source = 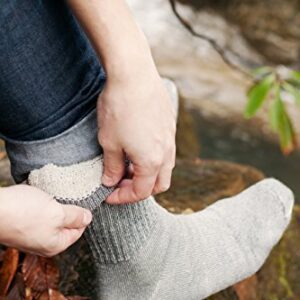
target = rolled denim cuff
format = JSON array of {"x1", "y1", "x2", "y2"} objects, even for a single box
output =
[{"x1": 5, "y1": 109, "x2": 101, "y2": 183}]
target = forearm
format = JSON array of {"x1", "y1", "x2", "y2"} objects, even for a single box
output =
[
  {"x1": 66, "y1": 0, "x2": 156, "y2": 78},
  {"x1": 67, "y1": 0, "x2": 176, "y2": 204}
]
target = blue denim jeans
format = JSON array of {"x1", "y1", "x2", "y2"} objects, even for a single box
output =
[
  {"x1": 0, "y1": 0, "x2": 106, "y2": 141},
  {"x1": 0, "y1": 0, "x2": 107, "y2": 183}
]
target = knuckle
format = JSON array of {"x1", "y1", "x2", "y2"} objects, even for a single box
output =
[
  {"x1": 144, "y1": 156, "x2": 162, "y2": 170},
  {"x1": 42, "y1": 246, "x2": 58, "y2": 257},
  {"x1": 170, "y1": 159, "x2": 176, "y2": 170},
  {"x1": 106, "y1": 164, "x2": 123, "y2": 174},
  {"x1": 43, "y1": 251, "x2": 56, "y2": 258},
  {"x1": 161, "y1": 182, "x2": 171, "y2": 192},
  {"x1": 133, "y1": 188, "x2": 150, "y2": 200},
  {"x1": 157, "y1": 182, "x2": 170, "y2": 193},
  {"x1": 99, "y1": 135, "x2": 113, "y2": 149}
]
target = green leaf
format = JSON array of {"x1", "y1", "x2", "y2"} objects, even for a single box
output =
[
  {"x1": 276, "y1": 104, "x2": 296, "y2": 155},
  {"x1": 269, "y1": 85, "x2": 284, "y2": 131},
  {"x1": 244, "y1": 74, "x2": 275, "y2": 118},
  {"x1": 283, "y1": 82, "x2": 300, "y2": 107},
  {"x1": 252, "y1": 66, "x2": 273, "y2": 77},
  {"x1": 291, "y1": 70, "x2": 300, "y2": 82}
]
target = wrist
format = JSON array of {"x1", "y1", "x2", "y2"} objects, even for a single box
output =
[{"x1": 104, "y1": 41, "x2": 156, "y2": 82}]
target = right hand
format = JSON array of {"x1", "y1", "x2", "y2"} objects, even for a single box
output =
[{"x1": 0, "y1": 185, "x2": 92, "y2": 257}]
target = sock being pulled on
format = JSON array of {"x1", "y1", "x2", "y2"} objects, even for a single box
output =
[{"x1": 28, "y1": 156, "x2": 294, "y2": 300}]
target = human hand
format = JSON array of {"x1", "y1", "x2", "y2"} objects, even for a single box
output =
[
  {"x1": 98, "y1": 66, "x2": 177, "y2": 204},
  {"x1": 0, "y1": 185, "x2": 92, "y2": 257}
]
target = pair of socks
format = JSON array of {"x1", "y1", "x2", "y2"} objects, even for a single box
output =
[{"x1": 28, "y1": 156, "x2": 294, "y2": 300}]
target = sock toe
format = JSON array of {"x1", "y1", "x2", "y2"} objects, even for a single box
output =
[{"x1": 259, "y1": 178, "x2": 294, "y2": 222}]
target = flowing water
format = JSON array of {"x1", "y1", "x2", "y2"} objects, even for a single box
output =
[{"x1": 192, "y1": 110, "x2": 300, "y2": 199}]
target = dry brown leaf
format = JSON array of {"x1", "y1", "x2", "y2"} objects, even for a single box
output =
[
  {"x1": 234, "y1": 275, "x2": 258, "y2": 300},
  {"x1": 0, "y1": 248, "x2": 19, "y2": 297},
  {"x1": 25, "y1": 287, "x2": 34, "y2": 300},
  {"x1": 67, "y1": 297, "x2": 90, "y2": 300},
  {"x1": 38, "y1": 289, "x2": 67, "y2": 300},
  {"x1": 37, "y1": 289, "x2": 89, "y2": 300},
  {"x1": 22, "y1": 254, "x2": 59, "y2": 297},
  {"x1": 6, "y1": 273, "x2": 25, "y2": 300},
  {"x1": 0, "y1": 248, "x2": 5, "y2": 262}
]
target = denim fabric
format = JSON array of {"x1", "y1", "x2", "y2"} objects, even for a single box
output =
[
  {"x1": 0, "y1": 0, "x2": 106, "y2": 141},
  {"x1": 6, "y1": 108, "x2": 102, "y2": 183}
]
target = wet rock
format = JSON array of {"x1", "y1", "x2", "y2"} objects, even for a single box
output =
[
  {"x1": 256, "y1": 206, "x2": 300, "y2": 299},
  {"x1": 156, "y1": 158, "x2": 264, "y2": 213},
  {"x1": 175, "y1": 96, "x2": 200, "y2": 159},
  {"x1": 183, "y1": 0, "x2": 300, "y2": 65},
  {"x1": 0, "y1": 140, "x2": 13, "y2": 186}
]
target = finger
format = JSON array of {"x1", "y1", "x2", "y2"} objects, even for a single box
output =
[
  {"x1": 152, "y1": 165, "x2": 173, "y2": 195},
  {"x1": 41, "y1": 227, "x2": 86, "y2": 257},
  {"x1": 106, "y1": 169, "x2": 158, "y2": 204},
  {"x1": 59, "y1": 227, "x2": 85, "y2": 253},
  {"x1": 153, "y1": 147, "x2": 176, "y2": 194},
  {"x1": 101, "y1": 149, "x2": 125, "y2": 186},
  {"x1": 61, "y1": 204, "x2": 92, "y2": 229},
  {"x1": 118, "y1": 178, "x2": 132, "y2": 188}
]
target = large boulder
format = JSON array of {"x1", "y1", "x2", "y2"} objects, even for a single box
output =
[{"x1": 180, "y1": 0, "x2": 300, "y2": 65}]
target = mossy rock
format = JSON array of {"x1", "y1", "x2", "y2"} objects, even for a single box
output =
[
  {"x1": 255, "y1": 205, "x2": 300, "y2": 300},
  {"x1": 156, "y1": 158, "x2": 264, "y2": 213}
]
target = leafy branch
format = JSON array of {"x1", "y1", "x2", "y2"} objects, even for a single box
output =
[
  {"x1": 245, "y1": 67, "x2": 300, "y2": 154},
  {"x1": 168, "y1": 0, "x2": 300, "y2": 154}
]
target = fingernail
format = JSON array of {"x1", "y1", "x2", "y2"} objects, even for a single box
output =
[
  {"x1": 83, "y1": 210, "x2": 92, "y2": 225},
  {"x1": 102, "y1": 174, "x2": 115, "y2": 186}
]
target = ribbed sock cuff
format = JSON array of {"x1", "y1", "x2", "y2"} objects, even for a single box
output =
[{"x1": 28, "y1": 156, "x2": 162, "y2": 264}]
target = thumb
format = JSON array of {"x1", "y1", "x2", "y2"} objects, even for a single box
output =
[
  {"x1": 61, "y1": 204, "x2": 92, "y2": 229},
  {"x1": 102, "y1": 149, "x2": 125, "y2": 186}
]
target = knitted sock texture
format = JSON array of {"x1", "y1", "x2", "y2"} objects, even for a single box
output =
[
  {"x1": 28, "y1": 157, "x2": 294, "y2": 300},
  {"x1": 28, "y1": 156, "x2": 161, "y2": 264}
]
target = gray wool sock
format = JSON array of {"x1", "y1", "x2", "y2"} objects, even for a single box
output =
[{"x1": 28, "y1": 157, "x2": 294, "y2": 300}]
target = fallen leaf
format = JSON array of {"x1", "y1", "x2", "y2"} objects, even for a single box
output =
[
  {"x1": 0, "y1": 248, "x2": 19, "y2": 297},
  {"x1": 22, "y1": 254, "x2": 59, "y2": 298},
  {"x1": 25, "y1": 287, "x2": 33, "y2": 300},
  {"x1": 6, "y1": 273, "x2": 25, "y2": 300},
  {"x1": 67, "y1": 297, "x2": 90, "y2": 300},
  {"x1": 234, "y1": 275, "x2": 258, "y2": 300},
  {"x1": 0, "y1": 247, "x2": 5, "y2": 262},
  {"x1": 38, "y1": 289, "x2": 67, "y2": 300}
]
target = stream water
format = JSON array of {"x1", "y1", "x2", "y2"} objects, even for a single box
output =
[{"x1": 192, "y1": 110, "x2": 300, "y2": 200}]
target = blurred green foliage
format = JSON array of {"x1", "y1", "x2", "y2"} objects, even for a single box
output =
[{"x1": 245, "y1": 67, "x2": 300, "y2": 154}]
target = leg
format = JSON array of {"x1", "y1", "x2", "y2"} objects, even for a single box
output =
[
  {"x1": 0, "y1": 0, "x2": 105, "y2": 142},
  {"x1": 1, "y1": 2, "x2": 294, "y2": 300},
  {"x1": 0, "y1": 0, "x2": 106, "y2": 182}
]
